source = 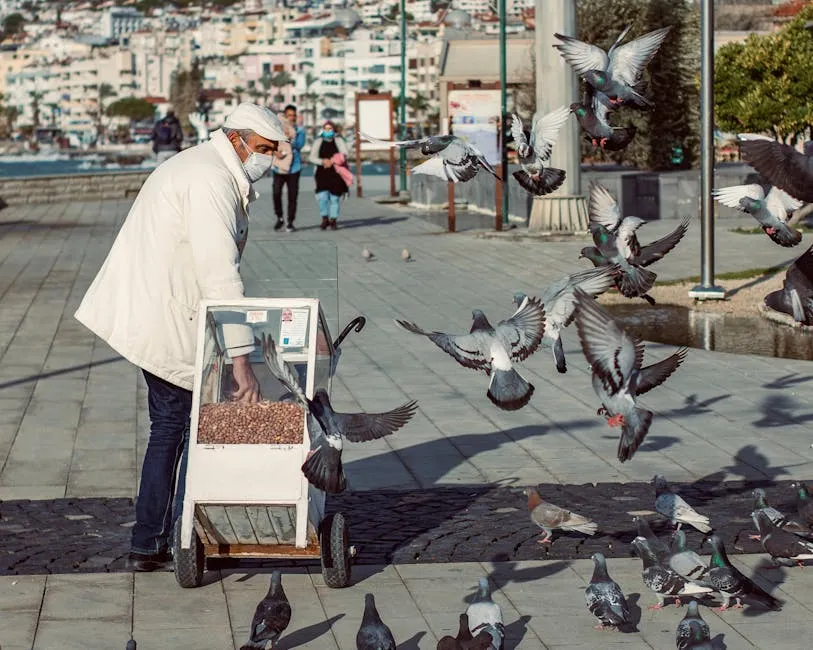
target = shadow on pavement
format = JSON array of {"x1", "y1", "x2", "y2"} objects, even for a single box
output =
[
  {"x1": 277, "y1": 613, "x2": 345, "y2": 649},
  {"x1": 0, "y1": 355, "x2": 123, "y2": 390}
]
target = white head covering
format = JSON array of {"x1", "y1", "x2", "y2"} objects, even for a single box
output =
[{"x1": 223, "y1": 103, "x2": 289, "y2": 142}]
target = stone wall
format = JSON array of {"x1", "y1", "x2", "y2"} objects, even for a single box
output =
[{"x1": 0, "y1": 171, "x2": 152, "y2": 207}]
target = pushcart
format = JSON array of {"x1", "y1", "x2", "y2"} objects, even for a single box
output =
[{"x1": 174, "y1": 296, "x2": 365, "y2": 589}]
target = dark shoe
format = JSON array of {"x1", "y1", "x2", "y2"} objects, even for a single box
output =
[
  {"x1": 329, "y1": 219, "x2": 338, "y2": 230},
  {"x1": 285, "y1": 222, "x2": 296, "y2": 232},
  {"x1": 274, "y1": 218, "x2": 284, "y2": 231},
  {"x1": 127, "y1": 550, "x2": 171, "y2": 572},
  {"x1": 320, "y1": 217, "x2": 329, "y2": 230}
]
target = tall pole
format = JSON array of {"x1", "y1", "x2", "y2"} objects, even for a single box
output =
[
  {"x1": 689, "y1": 0, "x2": 725, "y2": 300},
  {"x1": 399, "y1": 0, "x2": 407, "y2": 194},
  {"x1": 499, "y1": 0, "x2": 508, "y2": 227}
]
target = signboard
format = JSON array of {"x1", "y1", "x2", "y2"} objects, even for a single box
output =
[
  {"x1": 354, "y1": 92, "x2": 396, "y2": 198},
  {"x1": 447, "y1": 89, "x2": 500, "y2": 164}
]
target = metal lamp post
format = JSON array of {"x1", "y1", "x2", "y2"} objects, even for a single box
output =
[
  {"x1": 498, "y1": 0, "x2": 508, "y2": 228},
  {"x1": 399, "y1": 0, "x2": 408, "y2": 195}
]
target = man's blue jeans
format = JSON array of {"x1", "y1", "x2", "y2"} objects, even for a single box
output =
[
  {"x1": 131, "y1": 370, "x2": 192, "y2": 555},
  {"x1": 317, "y1": 190, "x2": 340, "y2": 219}
]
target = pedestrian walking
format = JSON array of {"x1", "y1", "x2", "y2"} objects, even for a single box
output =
[
  {"x1": 272, "y1": 104, "x2": 306, "y2": 232},
  {"x1": 150, "y1": 109, "x2": 184, "y2": 164},
  {"x1": 74, "y1": 103, "x2": 288, "y2": 572},
  {"x1": 309, "y1": 120, "x2": 352, "y2": 230}
]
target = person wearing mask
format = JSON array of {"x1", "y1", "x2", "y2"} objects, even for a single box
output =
[
  {"x1": 74, "y1": 103, "x2": 288, "y2": 572},
  {"x1": 309, "y1": 121, "x2": 350, "y2": 230},
  {"x1": 271, "y1": 104, "x2": 306, "y2": 232},
  {"x1": 150, "y1": 110, "x2": 184, "y2": 164}
]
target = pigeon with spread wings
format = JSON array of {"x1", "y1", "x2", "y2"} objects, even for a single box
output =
[
  {"x1": 511, "y1": 107, "x2": 570, "y2": 195},
  {"x1": 713, "y1": 182, "x2": 803, "y2": 247},
  {"x1": 739, "y1": 133, "x2": 813, "y2": 203}
]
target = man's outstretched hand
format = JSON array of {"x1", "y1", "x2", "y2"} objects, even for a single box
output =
[{"x1": 230, "y1": 354, "x2": 261, "y2": 404}]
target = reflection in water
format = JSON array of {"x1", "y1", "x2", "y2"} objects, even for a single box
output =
[{"x1": 604, "y1": 304, "x2": 813, "y2": 362}]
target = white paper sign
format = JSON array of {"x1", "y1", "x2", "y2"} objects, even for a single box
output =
[
  {"x1": 245, "y1": 310, "x2": 268, "y2": 324},
  {"x1": 279, "y1": 308, "x2": 309, "y2": 348}
]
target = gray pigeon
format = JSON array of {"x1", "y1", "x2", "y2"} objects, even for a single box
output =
[
  {"x1": 585, "y1": 553, "x2": 634, "y2": 631},
  {"x1": 703, "y1": 534, "x2": 782, "y2": 611},
  {"x1": 632, "y1": 515, "x2": 671, "y2": 564},
  {"x1": 360, "y1": 132, "x2": 501, "y2": 182},
  {"x1": 630, "y1": 537, "x2": 713, "y2": 610},
  {"x1": 465, "y1": 578, "x2": 504, "y2": 650},
  {"x1": 668, "y1": 529, "x2": 711, "y2": 585},
  {"x1": 751, "y1": 509, "x2": 813, "y2": 567},
  {"x1": 262, "y1": 333, "x2": 418, "y2": 494},
  {"x1": 241, "y1": 570, "x2": 292, "y2": 650},
  {"x1": 676, "y1": 600, "x2": 712, "y2": 650},
  {"x1": 573, "y1": 290, "x2": 688, "y2": 462},
  {"x1": 126, "y1": 641, "x2": 136, "y2": 650},
  {"x1": 525, "y1": 487, "x2": 598, "y2": 543},
  {"x1": 739, "y1": 132, "x2": 813, "y2": 202},
  {"x1": 792, "y1": 481, "x2": 813, "y2": 526},
  {"x1": 436, "y1": 613, "x2": 493, "y2": 650},
  {"x1": 512, "y1": 265, "x2": 618, "y2": 373},
  {"x1": 653, "y1": 476, "x2": 711, "y2": 533},
  {"x1": 712, "y1": 182, "x2": 803, "y2": 247},
  {"x1": 570, "y1": 91, "x2": 637, "y2": 151},
  {"x1": 750, "y1": 488, "x2": 813, "y2": 539},
  {"x1": 357, "y1": 593, "x2": 396, "y2": 650},
  {"x1": 395, "y1": 297, "x2": 546, "y2": 411},
  {"x1": 764, "y1": 245, "x2": 813, "y2": 325},
  {"x1": 510, "y1": 107, "x2": 569, "y2": 195}
]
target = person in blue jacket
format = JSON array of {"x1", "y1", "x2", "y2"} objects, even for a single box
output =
[{"x1": 271, "y1": 104, "x2": 307, "y2": 232}]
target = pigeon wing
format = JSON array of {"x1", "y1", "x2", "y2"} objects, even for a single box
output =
[
  {"x1": 510, "y1": 113, "x2": 529, "y2": 153},
  {"x1": 495, "y1": 296, "x2": 546, "y2": 362},
  {"x1": 546, "y1": 266, "x2": 619, "y2": 329},
  {"x1": 588, "y1": 181, "x2": 623, "y2": 230},
  {"x1": 359, "y1": 131, "x2": 424, "y2": 149},
  {"x1": 531, "y1": 106, "x2": 571, "y2": 162},
  {"x1": 615, "y1": 217, "x2": 646, "y2": 260},
  {"x1": 634, "y1": 218, "x2": 690, "y2": 267},
  {"x1": 608, "y1": 26, "x2": 672, "y2": 86},
  {"x1": 553, "y1": 33, "x2": 609, "y2": 76},
  {"x1": 786, "y1": 245, "x2": 813, "y2": 295},
  {"x1": 395, "y1": 320, "x2": 489, "y2": 371},
  {"x1": 262, "y1": 333, "x2": 308, "y2": 405},
  {"x1": 410, "y1": 156, "x2": 453, "y2": 180},
  {"x1": 332, "y1": 400, "x2": 419, "y2": 443},
  {"x1": 635, "y1": 347, "x2": 688, "y2": 396},
  {"x1": 711, "y1": 183, "x2": 765, "y2": 209},
  {"x1": 739, "y1": 136, "x2": 813, "y2": 203},
  {"x1": 766, "y1": 186, "x2": 804, "y2": 221}
]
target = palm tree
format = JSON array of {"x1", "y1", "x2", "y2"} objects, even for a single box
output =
[
  {"x1": 407, "y1": 91, "x2": 429, "y2": 136},
  {"x1": 248, "y1": 86, "x2": 263, "y2": 104},
  {"x1": 45, "y1": 103, "x2": 59, "y2": 127},
  {"x1": 4, "y1": 105, "x2": 19, "y2": 137},
  {"x1": 232, "y1": 85, "x2": 245, "y2": 103},
  {"x1": 303, "y1": 71, "x2": 318, "y2": 127},
  {"x1": 270, "y1": 70, "x2": 294, "y2": 105},
  {"x1": 259, "y1": 74, "x2": 273, "y2": 105},
  {"x1": 367, "y1": 79, "x2": 383, "y2": 93},
  {"x1": 29, "y1": 91, "x2": 43, "y2": 128},
  {"x1": 97, "y1": 83, "x2": 116, "y2": 141}
]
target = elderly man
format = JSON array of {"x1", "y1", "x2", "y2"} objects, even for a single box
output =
[{"x1": 75, "y1": 103, "x2": 288, "y2": 571}]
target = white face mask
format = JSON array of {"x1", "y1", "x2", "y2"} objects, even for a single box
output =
[{"x1": 240, "y1": 138, "x2": 275, "y2": 183}]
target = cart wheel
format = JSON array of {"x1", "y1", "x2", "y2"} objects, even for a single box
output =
[
  {"x1": 320, "y1": 513, "x2": 351, "y2": 588},
  {"x1": 173, "y1": 516, "x2": 204, "y2": 589}
]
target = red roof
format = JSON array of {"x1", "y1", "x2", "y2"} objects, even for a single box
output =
[
  {"x1": 143, "y1": 96, "x2": 169, "y2": 104},
  {"x1": 201, "y1": 88, "x2": 232, "y2": 100}
]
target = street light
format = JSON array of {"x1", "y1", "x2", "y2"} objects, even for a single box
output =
[
  {"x1": 399, "y1": 0, "x2": 407, "y2": 195},
  {"x1": 498, "y1": 0, "x2": 508, "y2": 229}
]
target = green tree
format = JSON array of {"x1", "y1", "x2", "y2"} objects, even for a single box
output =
[
  {"x1": 29, "y1": 90, "x2": 42, "y2": 128},
  {"x1": 169, "y1": 59, "x2": 204, "y2": 132},
  {"x1": 2, "y1": 13, "x2": 25, "y2": 35},
  {"x1": 232, "y1": 85, "x2": 245, "y2": 103},
  {"x1": 407, "y1": 91, "x2": 429, "y2": 136},
  {"x1": 4, "y1": 105, "x2": 19, "y2": 137},
  {"x1": 106, "y1": 96, "x2": 156, "y2": 123},
  {"x1": 270, "y1": 70, "x2": 294, "y2": 104},
  {"x1": 367, "y1": 79, "x2": 383, "y2": 93},
  {"x1": 259, "y1": 74, "x2": 273, "y2": 104},
  {"x1": 97, "y1": 83, "x2": 117, "y2": 139},
  {"x1": 302, "y1": 71, "x2": 319, "y2": 127}
]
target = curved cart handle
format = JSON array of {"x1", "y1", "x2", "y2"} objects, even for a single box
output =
[{"x1": 333, "y1": 316, "x2": 366, "y2": 349}]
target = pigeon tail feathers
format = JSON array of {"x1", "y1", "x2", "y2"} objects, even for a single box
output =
[
  {"x1": 617, "y1": 407, "x2": 653, "y2": 462},
  {"x1": 487, "y1": 368, "x2": 534, "y2": 411},
  {"x1": 553, "y1": 336, "x2": 567, "y2": 373},
  {"x1": 618, "y1": 264, "x2": 657, "y2": 298},
  {"x1": 301, "y1": 445, "x2": 347, "y2": 494},
  {"x1": 512, "y1": 167, "x2": 566, "y2": 195}
]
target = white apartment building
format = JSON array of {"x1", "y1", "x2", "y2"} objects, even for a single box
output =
[{"x1": 101, "y1": 7, "x2": 145, "y2": 42}]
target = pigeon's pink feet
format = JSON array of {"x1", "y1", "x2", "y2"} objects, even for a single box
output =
[
  {"x1": 713, "y1": 605, "x2": 729, "y2": 612},
  {"x1": 536, "y1": 534, "x2": 553, "y2": 544},
  {"x1": 647, "y1": 604, "x2": 664, "y2": 610},
  {"x1": 607, "y1": 414, "x2": 625, "y2": 428},
  {"x1": 749, "y1": 534, "x2": 761, "y2": 541},
  {"x1": 675, "y1": 598, "x2": 683, "y2": 607},
  {"x1": 733, "y1": 602, "x2": 744, "y2": 609},
  {"x1": 594, "y1": 624, "x2": 612, "y2": 631},
  {"x1": 600, "y1": 137, "x2": 609, "y2": 148},
  {"x1": 305, "y1": 450, "x2": 316, "y2": 460},
  {"x1": 765, "y1": 227, "x2": 777, "y2": 235},
  {"x1": 797, "y1": 560, "x2": 807, "y2": 569},
  {"x1": 591, "y1": 138, "x2": 599, "y2": 147}
]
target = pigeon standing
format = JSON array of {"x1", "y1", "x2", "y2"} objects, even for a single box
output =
[
  {"x1": 240, "y1": 571, "x2": 292, "y2": 650},
  {"x1": 764, "y1": 245, "x2": 813, "y2": 325},
  {"x1": 512, "y1": 265, "x2": 618, "y2": 374},
  {"x1": 712, "y1": 183, "x2": 803, "y2": 247},
  {"x1": 262, "y1": 334, "x2": 418, "y2": 494},
  {"x1": 675, "y1": 600, "x2": 713, "y2": 650},
  {"x1": 436, "y1": 613, "x2": 492, "y2": 650},
  {"x1": 632, "y1": 515, "x2": 671, "y2": 564},
  {"x1": 525, "y1": 487, "x2": 598, "y2": 543},
  {"x1": 510, "y1": 107, "x2": 570, "y2": 195},
  {"x1": 703, "y1": 534, "x2": 782, "y2": 611},
  {"x1": 630, "y1": 537, "x2": 713, "y2": 610},
  {"x1": 360, "y1": 132, "x2": 501, "y2": 182},
  {"x1": 573, "y1": 290, "x2": 688, "y2": 462},
  {"x1": 465, "y1": 578, "x2": 504, "y2": 650},
  {"x1": 653, "y1": 476, "x2": 711, "y2": 533},
  {"x1": 401, "y1": 248, "x2": 412, "y2": 262},
  {"x1": 356, "y1": 593, "x2": 396, "y2": 650},
  {"x1": 584, "y1": 553, "x2": 634, "y2": 631},
  {"x1": 751, "y1": 509, "x2": 813, "y2": 567},
  {"x1": 792, "y1": 481, "x2": 813, "y2": 526},
  {"x1": 739, "y1": 133, "x2": 813, "y2": 202},
  {"x1": 750, "y1": 487, "x2": 812, "y2": 539},
  {"x1": 362, "y1": 247, "x2": 375, "y2": 261},
  {"x1": 668, "y1": 529, "x2": 711, "y2": 585},
  {"x1": 395, "y1": 297, "x2": 545, "y2": 411}
]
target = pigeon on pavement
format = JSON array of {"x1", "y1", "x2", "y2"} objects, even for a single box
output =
[
  {"x1": 240, "y1": 570, "x2": 292, "y2": 650},
  {"x1": 675, "y1": 600, "x2": 713, "y2": 650},
  {"x1": 510, "y1": 107, "x2": 570, "y2": 195},
  {"x1": 630, "y1": 537, "x2": 714, "y2": 610},
  {"x1": 668, "y1": 529, "x2": 711, "y2": 586},
  {"x1": 395, "y1": 297, "x2": 546, "y2": 411},
  {"x1": 525, "y1": 487, "x2": 598, "y2": 543},
  {"x1": 750, "y1": 487, "x2": 813, "y2": 539},
  {"x1": 574, "y1": 290, "x2": 688, "y2": 462},
  {"x1": 465, "y1": 578, "x2": 504, "y2": 650},
  {"x1": 262, "y1": 334, "x2": 418, "y2": 494},
  {"x1": 436, "y1": 613, "x2": 493, "y2": 650},
  {"x1": 360, "y1": 132, "x2": 501, "y2": 182},
  {"x1": 513, "y1": 266, "x2": 618, "y2": 374},
  {"x1": 739, "y1": 133, "x2": 813, "y2": 203},
  {"x1": 357, "y1": 593, "x2": 396, "y2": 650},
  {"x1": 632, "y1": 515, "x2": 671, "y2": 564},
  {"x1": 585, "y1": 553, "x2": 634, "y2": 631},
  {"x1": 653, "y1": 476, "x2": 711, "y2": 533},
  {"x1": 401, "y1": 248, "x2": 412, "y2": 262},
  {"x1": 764, "y1": 245, "x2": 813, "y2": 325},
  {"x1": 712, "y1": 183, "x2": 803, "y2": 247},
  {"x1": 703, "y1": 534, "x2": 783, "y2": 611},
  {"x1": 792, "y1": 481, "x2": 813, "y2": 526},
  {"x1": 362, "y1": 247, "x2": 375, "y2": 261},
  {"x1": 751, "y1": 509, "x2": 813, "y2": 567}
]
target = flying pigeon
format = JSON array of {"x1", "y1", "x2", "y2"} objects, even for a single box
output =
[
  {"x1": 512, "y1": 265, "x2": 618, "y2": 373},
  {"x1": 359, "y1": 132, "x2": 501, "y2": 182},
  {"x1": 764, "y1": 245, "x2": 813, "y2": 325},
  {"x1": 240, "y1": 571, "x2": 292, "y2": 650},
  {"x1": 510, "y1": 107, "x2": 569, "y2": 195},
  {"x1": 703, "y1": 534, "x2": 783, "y2": 611},
  {"x1": 553, "y1": 25, "x2": 671, "y2": 110},
  {"x1": 632, "y1": 515, "x2": 671, "y2": 564},
  {"x1": 712, "y1": 183, "x2": 803, "y2": 247},
  {"x1": 465, "y1": 578, "x2": 504, "y2": 650},
  {"x1": 668, "y1": 529, "x2": 711, "y2": 586},
  {"x1": 653, "y1": 476, "x2": 711, "y2": 533},
  {"x1": 675, "y1": 600, "x2": 713, "y2": 650},
  {"x1": 525, "y1": 487, "x2": 598, "y2": 543},
  {"x1": 792, "y1": 481, "x2": 813, "y2": 526},
  {"x1": 262, "y1": 333, "x2": 418, "y2": 494},
  {"x1": 585, "y1": 553, "x2": 634, "y2": 631},
  {"x1": 395, "y1": 297, "x2": 546, "y2": 411},
  {"x1": 739, "y1": 132, "x2": 813, "y2": 203},
  {"x1": 573, "y1": 290, "x2": 688, "y2": 462},
  {"x1": 630, "y1": 537, "x2": 714, "y2": 609},
  {"x1": 750, "y1": 487, "x2": 813, "y2": 539},
  {"x1": 362, "y1": 247, "x2": 375, "y2": 261},
  {"x1": 357, "y1": 593, "x2": 396, "y2": 650},
  {"x1": 570, "y1": 91, "x2": 637, "y2": 151},
  {"x1": 401, "y1": 248, "x2": 412, "y2": 262},
  {"x1": 436, "y1": 613, "x2": 493, "y2": 650},
  {"x1": 751, "y1": 509, "x2": 813, "y2": 567}
]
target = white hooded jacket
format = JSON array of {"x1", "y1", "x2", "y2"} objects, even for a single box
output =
[{"x1": 74, "y1": 129, "x2": 257, "y2": 391}]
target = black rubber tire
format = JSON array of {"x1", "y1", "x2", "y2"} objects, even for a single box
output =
[
  {"x1": 320, "y1": 512, "x2": 351, "y2": 588},
  {"x1": 173, "y1": 516, "x2": 204, "y2": 588}
]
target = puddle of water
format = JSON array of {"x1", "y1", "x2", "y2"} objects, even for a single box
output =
[{"x1": 603, "y1": 304, "x2": 813, "y2": 362}]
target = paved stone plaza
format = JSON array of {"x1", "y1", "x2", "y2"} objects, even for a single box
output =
[{"x1": 1, "y1": 174, "x2": 812, "y2": 648}]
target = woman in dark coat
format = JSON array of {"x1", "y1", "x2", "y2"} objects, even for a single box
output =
[{"x1": 308, "y1": 121, "x2": 350, "y2": 230}]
